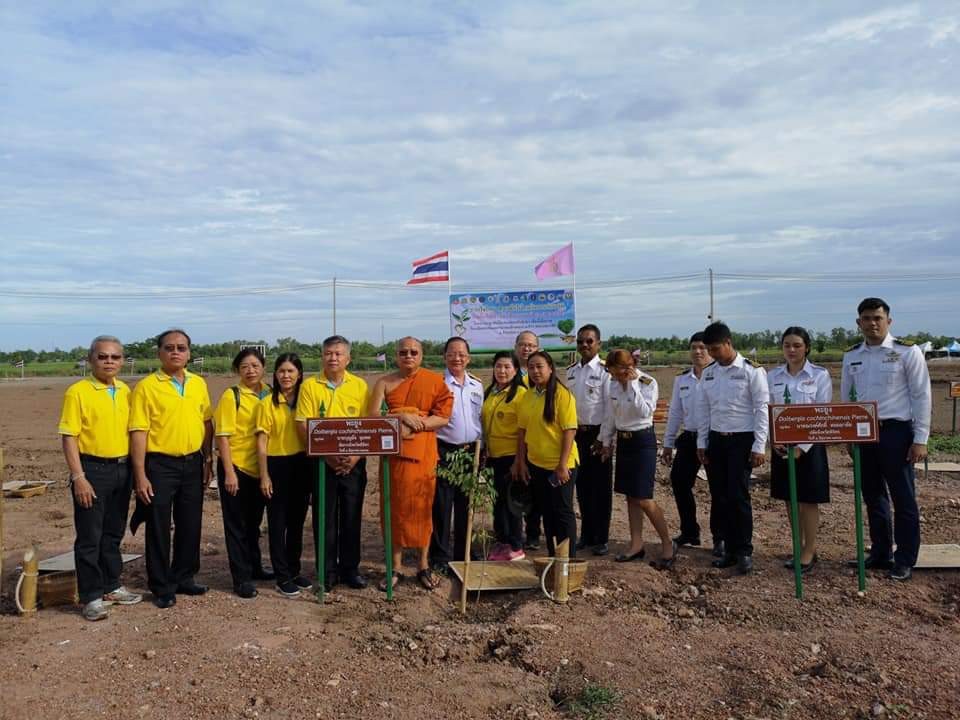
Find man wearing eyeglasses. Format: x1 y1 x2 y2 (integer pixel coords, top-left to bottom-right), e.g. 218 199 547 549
129 329 214 608
368 337 452 592
59 336 142 621
430 337 484 572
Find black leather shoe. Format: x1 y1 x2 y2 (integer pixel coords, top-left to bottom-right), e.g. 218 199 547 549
324 573 339 592
252 567 276 581
711 554 737 569
575 539 589 551
592 543 609 556
712 541 726 558
343 572 368 590
735 555 753 575
153 594 176 609
673 534 701 547
234 582 258 599
889 565 912 582
175 582 209 596
847 556 893 571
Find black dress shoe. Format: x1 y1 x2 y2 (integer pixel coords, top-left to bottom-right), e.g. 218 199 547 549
673 534 701 548
711 554 737 569
343 572 368 590
592 543 609 556
735 555 753 575
324 573 339 592
712 541 726 558
847 556 893 571
252 567 276 581
175 582 209 596
575 539 589 551
784 554 819 570
888 565 912 582
234 582 258 599
153 594 177 609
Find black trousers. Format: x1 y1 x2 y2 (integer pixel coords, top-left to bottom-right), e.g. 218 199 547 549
218 461 265 588
430 442 474 565
670 431 725 543
73 457 132 603
860 420 921 567
574 426 612 546
143 452 204 598
705 432 754 557
266 453 310 583
528 462 578 558
490 455 523 551
310 458 367 576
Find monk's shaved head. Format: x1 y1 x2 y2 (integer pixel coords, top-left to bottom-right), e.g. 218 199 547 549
397 336 422 349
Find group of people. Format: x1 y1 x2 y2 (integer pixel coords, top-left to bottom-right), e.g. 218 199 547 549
58 296 932 621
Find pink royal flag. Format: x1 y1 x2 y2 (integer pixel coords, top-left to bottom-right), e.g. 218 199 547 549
534 243 575 280
375 353 386 362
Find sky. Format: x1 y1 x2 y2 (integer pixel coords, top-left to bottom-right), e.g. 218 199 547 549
1 1 958 351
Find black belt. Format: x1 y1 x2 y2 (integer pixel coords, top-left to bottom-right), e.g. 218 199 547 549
438 440 478 451
80 453 128 464
618 427 653 440
879 419 910 428
679 430 697 438
146 451 204 461
711 431 753 437
578 424 601 432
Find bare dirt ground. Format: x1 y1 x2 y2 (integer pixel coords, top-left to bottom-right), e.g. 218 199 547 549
1 365 958 720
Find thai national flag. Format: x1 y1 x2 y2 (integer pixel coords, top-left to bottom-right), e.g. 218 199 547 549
407 250 449 285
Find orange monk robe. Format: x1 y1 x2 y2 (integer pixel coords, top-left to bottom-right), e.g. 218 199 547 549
381 368 453 547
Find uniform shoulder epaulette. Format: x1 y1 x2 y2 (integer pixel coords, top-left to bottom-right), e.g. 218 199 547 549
468 372 482 383
896 338 915 347
566 361 577 369
598 358 606 366
845 341 863 352
676 366 689 376
705 360 716 368
743 357 756 367
639 375 653 385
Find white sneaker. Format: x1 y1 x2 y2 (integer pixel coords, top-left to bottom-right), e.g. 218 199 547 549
82 599 109 621
103 586 143 605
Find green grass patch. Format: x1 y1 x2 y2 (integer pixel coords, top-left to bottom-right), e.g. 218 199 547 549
562 684 621 720
928 434 960 455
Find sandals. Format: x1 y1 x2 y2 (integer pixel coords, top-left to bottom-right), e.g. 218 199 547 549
378 572 404 592
416 568 441 590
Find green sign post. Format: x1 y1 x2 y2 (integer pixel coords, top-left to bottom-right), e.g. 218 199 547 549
848 386 866 593
782 386 804 600
381 400 395 602
315 402 327 603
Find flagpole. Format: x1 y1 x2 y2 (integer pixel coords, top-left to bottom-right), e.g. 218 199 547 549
571 242 577 327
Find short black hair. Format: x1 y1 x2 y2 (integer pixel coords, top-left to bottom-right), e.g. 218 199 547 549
444 336 470 354
232 346 265 371
702 322 732 345
857 297 890 315
577 324 601 340
689 331 706 345
157 328 191 348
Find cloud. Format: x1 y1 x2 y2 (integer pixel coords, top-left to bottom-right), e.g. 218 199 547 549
1 2 959 350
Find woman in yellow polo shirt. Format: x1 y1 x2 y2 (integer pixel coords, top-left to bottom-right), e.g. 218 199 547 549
255 353 310 598
482 351 528 562
214 347 271 598
512 350 580 557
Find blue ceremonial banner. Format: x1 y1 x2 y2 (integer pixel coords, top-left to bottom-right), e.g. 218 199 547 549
449 289 576 352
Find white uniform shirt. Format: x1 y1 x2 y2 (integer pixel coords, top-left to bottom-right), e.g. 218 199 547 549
696 353 769 455
840 334 932 444
436 370 483 445
663 367 704 449
767 360 833 453
599 372 658 448
566 354 609 426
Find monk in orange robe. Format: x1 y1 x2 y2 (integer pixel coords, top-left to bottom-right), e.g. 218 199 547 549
368 337 452 591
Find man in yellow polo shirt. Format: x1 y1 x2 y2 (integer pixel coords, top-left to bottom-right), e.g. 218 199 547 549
296 335 370 591
129 329 214 609
59 335 142 621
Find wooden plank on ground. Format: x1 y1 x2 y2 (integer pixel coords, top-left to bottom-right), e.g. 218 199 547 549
37 551 142 573
448 559 540 591
915 544 960 569
914 462 960 472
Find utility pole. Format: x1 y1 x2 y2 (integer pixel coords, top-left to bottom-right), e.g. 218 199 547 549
332 276 337 335
707 268 714 321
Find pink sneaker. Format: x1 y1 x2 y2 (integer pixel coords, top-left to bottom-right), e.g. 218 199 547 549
504 548 526 561
487 543 507 561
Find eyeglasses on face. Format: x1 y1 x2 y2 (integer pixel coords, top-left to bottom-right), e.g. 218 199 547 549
97 353 123 361
397 349 420 357
161 344 189 352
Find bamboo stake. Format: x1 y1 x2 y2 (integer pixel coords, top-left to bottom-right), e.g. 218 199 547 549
555 537 570 604
19 546 38 615
460 442 483 614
